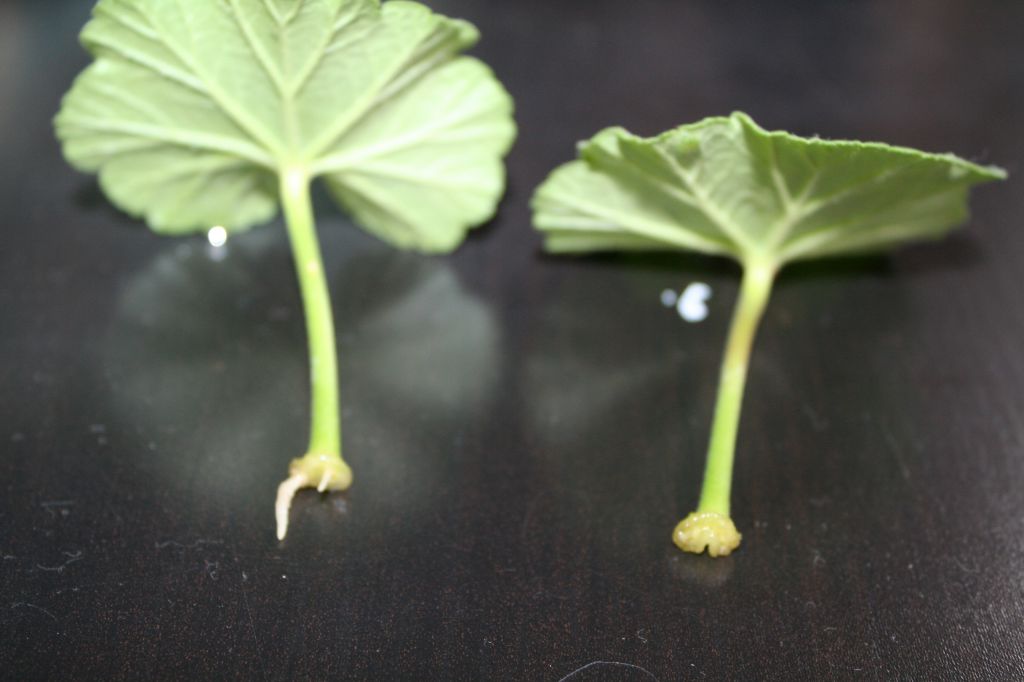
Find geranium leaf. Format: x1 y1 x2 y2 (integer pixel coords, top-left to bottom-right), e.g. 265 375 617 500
533 112 1003 266
56 0 516 251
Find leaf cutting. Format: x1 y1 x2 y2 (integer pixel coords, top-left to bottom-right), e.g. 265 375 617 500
55 0 516 539
531 112 1004 557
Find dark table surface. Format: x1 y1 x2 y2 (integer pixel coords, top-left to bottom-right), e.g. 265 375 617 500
2 1 1023 680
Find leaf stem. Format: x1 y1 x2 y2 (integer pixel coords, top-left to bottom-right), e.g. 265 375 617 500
674 258 775 556
698 259 775 513
276 167 351 540
281 168 340 455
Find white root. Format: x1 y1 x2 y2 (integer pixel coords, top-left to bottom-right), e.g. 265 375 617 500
275 472 310 541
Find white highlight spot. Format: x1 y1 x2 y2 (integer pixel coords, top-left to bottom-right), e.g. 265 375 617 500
207 225 228 247
660 289 678 307
678 282 712 322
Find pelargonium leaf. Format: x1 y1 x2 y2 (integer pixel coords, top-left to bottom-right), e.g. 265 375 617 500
532 112 1004 266
55 0 516 252
532 112 1005 558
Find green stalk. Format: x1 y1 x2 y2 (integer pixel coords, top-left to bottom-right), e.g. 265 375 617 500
698 259 775 513
281 168 340 456
674 258 776 556
275 167 352 541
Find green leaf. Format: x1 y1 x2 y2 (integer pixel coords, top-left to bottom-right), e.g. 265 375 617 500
532 113 1006 557
55 0 516 252
55 0 516 540
532 112 1004 266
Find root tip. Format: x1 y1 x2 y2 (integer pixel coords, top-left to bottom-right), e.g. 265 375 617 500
274 473 308 542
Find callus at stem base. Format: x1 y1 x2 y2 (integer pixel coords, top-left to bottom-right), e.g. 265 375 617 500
673 511 742 557
275 452 353 541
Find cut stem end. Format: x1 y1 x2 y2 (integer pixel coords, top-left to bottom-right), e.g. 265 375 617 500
673 511 742 557
275 452 352 541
